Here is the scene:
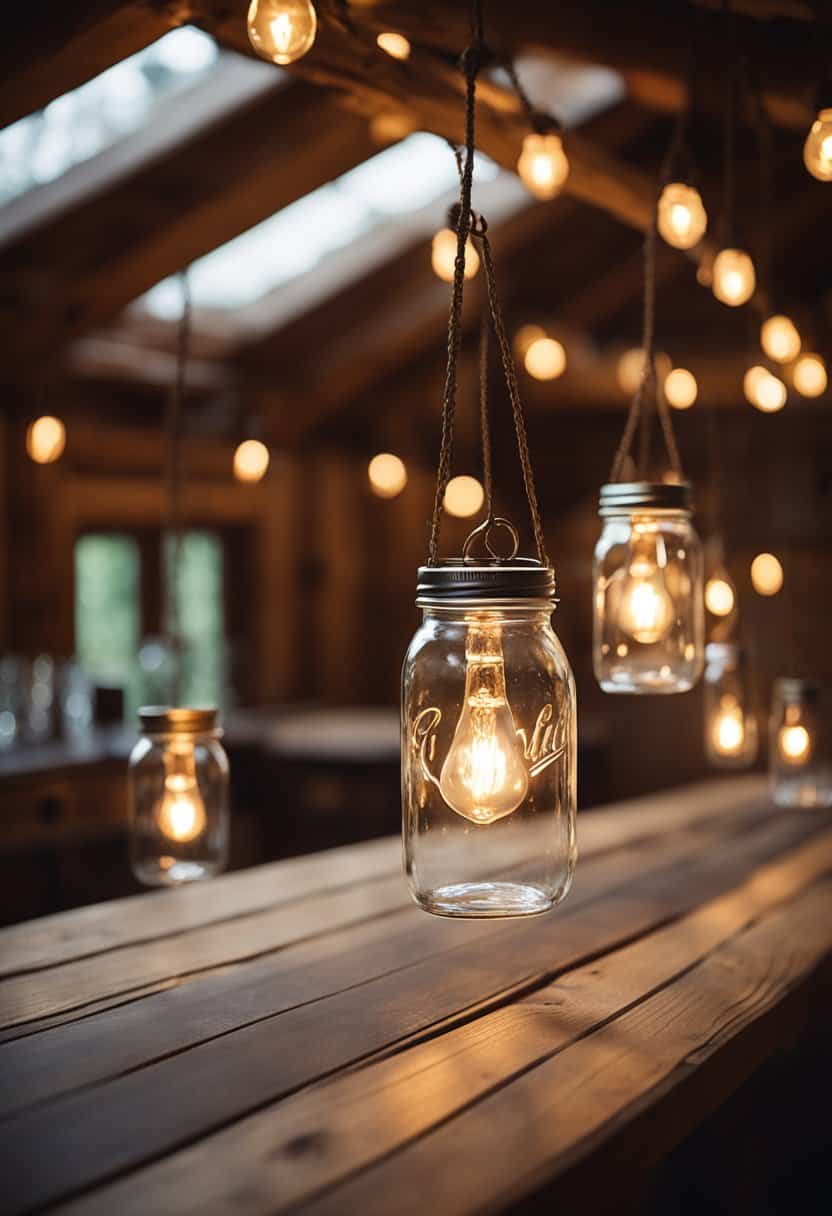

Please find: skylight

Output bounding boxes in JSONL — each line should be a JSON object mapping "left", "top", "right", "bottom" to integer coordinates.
{"left": 0, "top": 27, "right": 220, "bottom": 206}
{"left": 139, "top": 133, "right": 503, "bottom": 319}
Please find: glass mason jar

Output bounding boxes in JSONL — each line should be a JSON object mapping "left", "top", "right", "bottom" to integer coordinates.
{"left": 770, "top": 679, "right": 832, "bottom": 808}
{"left": 593, "top": 482, "right": 704, "bottom": 693}
{"left": 128, "top": 707, "right": 229, "bottom": 885}
{"left": 703, "top": 643, "right": 758, "bottom": 769}
{"left": 402, "top": 560, "right": 576, "bottom": 919}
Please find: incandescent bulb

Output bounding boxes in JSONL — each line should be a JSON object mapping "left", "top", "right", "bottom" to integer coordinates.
{"left": 779, "top": 722, "right": 811, "bottom": 764}
{"left": 793, "top": 352, "right": 827, "bottom": 397}
{"left": 157, "top": 744, "right": 207, "bottom": 843}
{"left": 760, "top": 315, "right": 801, "bottom": 364}
{"left": 26, "top": 415, "right": 66, "bottom": 464}
{"left": 233, "top": 439, "right": 270, "bottom": 483}
{"left": 664, "top": 367, "right": 698, "bottom": 409}
{"left": 376, "top": 31, "right": 410, "bottom": 60}
{"left": 517, "top": 132, "right": 569, "bottom": 200}
{"left": 804, "top": 107, "right": 832, "bottom": 181}
{"left": 368, "top": 452, "right": 407, "bottom": 498}
{"left": 657, "top": 182, "right": 708, "bottom": 249}
{"left": 439, "top": 623, "right": 529, "bottom": 824}
{"left": 514, "top": 324, "right": 546, "bottom": 360}
{"left": 712, "top": 696, "right": 745, "bottom": 756}
{"left": 247, "top": 0, "right": 317, "bottom": 64}
{"left": 524, "top": 336, "right": 566, "bottom": 381}
{"left": 619, "top": 544, "right": 674, "bottom": 645}
{"left": 711, "top": 248, "right": 756, "bottom": 307}
{"left": 705, "top": 575, "right": 735, "bottom": 617}
{"left": 431, "top": 228, "right": 479, "bottom": 282}
{"left": 743, "top": 365, "right": 786, "bottom": 413}
{"left": 750, "top": 552, "right": 783, "bottom": 596}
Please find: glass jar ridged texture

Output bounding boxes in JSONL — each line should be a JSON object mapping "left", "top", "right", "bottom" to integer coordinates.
{"left": 770, "top": 679, "right": 832, "bottom": 809}
{"left": 593, "top": 492, "right": 704, "bottom": 694}
{"left": 402, "top": 604, "right": 576, "bottom": 918}
{"left": 128, "top": 710, "right": 229, "bottom": 885}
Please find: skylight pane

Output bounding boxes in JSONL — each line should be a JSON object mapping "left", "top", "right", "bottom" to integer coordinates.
{"left": 0, "top": 27, "right": 220, "bottom": 206}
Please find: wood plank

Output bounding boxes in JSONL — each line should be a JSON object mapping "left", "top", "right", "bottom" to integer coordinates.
{"left": 55, "top": 827, "right": 832, "bottom": 1216}
{"left": 0, "top": 810, "right": 819, "bottom": 1215}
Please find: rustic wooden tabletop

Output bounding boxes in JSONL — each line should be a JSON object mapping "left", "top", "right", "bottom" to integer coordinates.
{"left": 0, "top": 775, "right": 830, "bottom": 1215}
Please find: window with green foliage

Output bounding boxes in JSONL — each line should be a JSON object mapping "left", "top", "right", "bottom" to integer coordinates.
{"left": 165, "top": 531, "right": 226, "bottom": 708}
{"left": 74, "top": 534, "right": 141, "bottom": 689}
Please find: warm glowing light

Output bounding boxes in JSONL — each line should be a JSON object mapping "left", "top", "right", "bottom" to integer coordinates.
{"left": 712, "top": 697, "right": 745, "bottom": 756}
{"left": 705, "top": 576, "right": 735, "bottom": 617}
{"left": 804, "top": 107, "right": 832, "bottom": 181}
{"left": 368, "top": 452, "right": 407, "bottom": 499}
{"left": 439, "top": 623, "right": 529, "bottom": 824}
{"left": 444, "top": 475, "right": 484, "bottom": 518}
{"left": 517, "top": 132, "right": 569, "bottom": 201}
{"left": 711, "top": 247, "right": 756, "bottom": 307}
{"left": 233, "top": 439, "right": 270, "bottom": 483}
{"left": 617, "top": 348, "right": 671, "bottom": 396}
{"left": 743, "top": 365, "right": 787, "bottom": 413}
{"left": 664, "top": 367, "right": 698, "bottom": 409}
{"left": 657, "top": 182, "right": 708, "bottom": 249}
{"left": 779, "top": 723, "right": 811, "bottom": 763}
{"left": 619, "top": 543, "right": 674, "bottom": 645}
{"left": 793, "top": 352, "right": 827, "bottom": 398}
{"left": 157, "top": 745, "right": 207, "bottom": 842}
{"left": 26, "top": 415, "right": 66, "bottom": 464}
{"left": 750, "top": 552, "right": 783, "bottom": 596}
{"left": 247, "top": 0, "right": 317, "bottom": 64}
{"left": 524, "top": 336, "right": 566, "bottom": 381}
{"left": 376, "top": 31, "right": 410, "bottom": 60}
{"left": 514, "top": 324, "right": 546, "bottom": 360}
{"left": 760, "top": 315, "right": 801, "bottom": 364}
{"left": 369, "top": 110, "right": 414, "bottom": 145}
{"left": 431, "top": 228, "right": 479, "bottom": 282}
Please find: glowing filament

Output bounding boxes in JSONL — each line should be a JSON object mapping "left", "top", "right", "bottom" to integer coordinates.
{"left": 657, "top": 182, "right": 707, "bottom": 250}
{"left": 247, "top": 0, "right": 317, "bottom": 65}
{"left": 705, "top": 576, "right": 735, "bottom": 617}
{"left": 779, "top": 723, "right": 810, "bottom": 764}
{"left": 804, "top": 108, "right": 832, "bottom": 181}
{"left": 157, "top": 744, "right": 207, "bottom": 843}
{"left": 711, "top": 248, "right": 755, "bottom": 307}
{"left": 619, "top": 537, "right": 674, "bottom": 645}
{"left": 712, "top": 697, "right": 744, "bottom": 756}
{"left": 517, "top": 132, "right": 569, "bottom": 200}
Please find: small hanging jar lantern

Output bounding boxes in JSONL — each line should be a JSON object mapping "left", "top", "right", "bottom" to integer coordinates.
{"left": 129, "top": 708, "right": 229, "bottom": 884}
{"left": 770, "top": 679, "right": 832, "bottom": 808}
{"left": 402, "top": 9, "right": 575, "bottom": 918}
{"left": 703, "top": 643, "right": 758, "bottom": 769}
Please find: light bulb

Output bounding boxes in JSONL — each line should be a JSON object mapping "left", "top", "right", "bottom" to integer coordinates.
{"left": 524, "top": 336, "right": 566, "bottom": 381}
{"left": 657, "top": 182, "right": 708, "bottom": 250}
{"left": 664, "top": 367, "right": 697, "bottom": 409}
{"left": 376, "top": 31, "right": 410, "bottom": 60}
{"left": 804, "top": 107, "right": 832, "bottom": 181}
{"left": 247, "top": 0, "right": 317, "bottom": 65}
{"left": 779, "top": 722, "right": 811, "bottom": 764}
{"left": 517, "top": 132, "right": 569, "bottom": 201}
{"left": 26, "top": 415, "right": 66, "bottom": 464}
{"left": 431, "top": 228, "right": 479, "bottom": 282}
{"left": 793, "top": 352, "right": 827, "bottom": 397}
{"left": 705, "top": 575, "right": 735, "bottom": 617}
{"left": 157, "top": 743, "right": 207, "bottom": 843}
{"left": 619, "top": 543, "right": 674, "bottom": 645}
{"left": 438, "top": 622, "right": 529, "bottom": 824}
{"left": 711, "top": 248, "right": 756, "bottom": 307}
{"left": 368, "top": 452, "right": 407, "bottom": 498}
{"left": 760, "top": 315, "right": 801, "bottom": 364}
{"left": 712, "top": 696, "right": 745, "bottom": 756}
{"left": 750, "top": 552, "right": 783, "bottom": 596}
{"left": 743, "top": 365, "right": 786, "bottom": 413}
{"left": 444, "top": 475, "right": 484, "bottom": 518}
{"left": 233, "top": 439, "right": 270, "bottom": 483}
{"left": 514, "top": 324, "right": 546, "bottom": 360}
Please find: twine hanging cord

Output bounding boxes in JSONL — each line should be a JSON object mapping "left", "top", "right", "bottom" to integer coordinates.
{"left": 162, "top": 269, "right": 191, "bottom": 701}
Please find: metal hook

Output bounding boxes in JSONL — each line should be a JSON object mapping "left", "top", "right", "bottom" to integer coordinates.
{"left": 462, "top": 516, "right": 520, "bottom": 563}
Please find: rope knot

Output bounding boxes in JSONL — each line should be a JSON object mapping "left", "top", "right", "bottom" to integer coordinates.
{"left": 446, "top": 201, "right": 483, "bottom": 235}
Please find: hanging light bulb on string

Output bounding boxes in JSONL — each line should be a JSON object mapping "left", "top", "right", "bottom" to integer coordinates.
{"left": 431, "top": 228, "right": 479, "bottom": 282}
{"left": 524, "top": 335, "right": 566, "bottom": 381}
{"left": 743, "top": 365, "right": 787, "bottom": 413}
{"left": 233, "top": 439, "right": 270, "bottom": 483}
{"left": 803, "top": 95, "right": 832, "bottom": 181}
{"left": 760, "top": 315, "right": 801, "bottom": 364}
{"left": 750, "top": 551, "right": 783, "bottom": 596}
{"left": 376, "top": 31, "right": 411, "bottom": 60}
{"left": 247, "top": 0, "right": 317, "bottom": 65}
{"left": 517, "top": 131, "right": 569, "bottom": 200}
{"left": 657, "top": 182, "right": 708, "bottom": 249}
{"left": 26, "top": 415, "right": 66, "bottom": 464}
{"left": 664, "top": 368, "right": 698, "bottom": 409}
{"left": 368, "top": 452, "right": 407, "bottom": 499}
{"left": 792, "top": 352, "right": 827, "bottom": 397}
{"left": 705, "top": 572, "right": 735, "bottom": 618}
{"left": 711, "top": 248, "right": 756, "bottom": 307}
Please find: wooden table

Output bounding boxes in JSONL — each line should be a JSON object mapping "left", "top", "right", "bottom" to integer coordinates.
{"left": 1, "top": 776, "right": 830, "bottom": 1215}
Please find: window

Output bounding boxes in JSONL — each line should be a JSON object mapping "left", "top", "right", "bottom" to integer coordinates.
{"left": 74, "top": 534, "right": 141, "bottom": 689}
{"left": 165, "top": 532, "right": 226, "bottom": 708}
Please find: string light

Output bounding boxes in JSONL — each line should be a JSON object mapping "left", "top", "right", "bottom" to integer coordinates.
{"left": 657, "top": 182, "right": 708, "bottom": 249}
{"left": 443, "top": 475, "right": 484, "bottom": 518}
{"left": 711, "top": 248, "right": 756, "bottom": 307}
{"left": 743, "top": 365, "right": 786, "bottom": 413}
{"left": 517, "top": 132, "right": 569, "bottom": 200}
{"left": 368, "top": 452, "right": 407, "bottom": 499}
{"left": 664, "top": 368, "right": 697, "bottom": 409}
{"left": 26, "top": 415, "right": 66, "bottom": 464}
{"left": 705, "top": 575, "right": 735, "bottom": 617}
{"left": 233, "top": 439, "right": 270, "bottom": 483}
{"left": 247, "top": 0, "right": 317, "bottom": 64}
{"left": 376, "top": 31, "right": 411, "bottom": 60}
{"left": 804, "top": 107, "right": 832, "bottom": 181}
{"left": 524, "top": 336, "right": 566, "bottom": 381}
{"left": 793, "top": 352, "right": 827, "bottom": 397}
{"left": 760, "top": 315, "right": 801, "bottom": 364}
{"left": 431, "top": 228, "right": 479, "bottom": 282}
{"left": 750, "top": 552, "right": 783, "bottom": 596}
{"left": 513, "top": 324, "right": 546, "bottom": 360}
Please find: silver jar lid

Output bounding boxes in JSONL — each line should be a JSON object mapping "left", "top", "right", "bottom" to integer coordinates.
{"left": 599, "top": 480, "right": 693, "bottom": 515}
{"left": 416, "top": 559, "right": 556, "bottom": 605}
{"left": 138, "top": 706, "right": 220, "bottom": 735}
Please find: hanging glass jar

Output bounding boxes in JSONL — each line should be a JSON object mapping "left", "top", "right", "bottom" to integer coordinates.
{"left": 403, "top": 557, "right": 576, "bottom": 918}
{"left": 128, "top": 707, "right": 229, "bottom": 884}
{"left": 593, "top": 482, "right": 704, "bottom": 693}
{"left": 703, "top": 642, "right": 758, "bottom": 768}
{"left": 770, "top": 679, "right": 832, "bottom": 808}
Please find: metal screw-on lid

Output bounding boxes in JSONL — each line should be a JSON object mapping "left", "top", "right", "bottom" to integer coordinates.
{"left": 774, "top": 677, "right": 823, "bottom": 702}
{"left": 138, "top": 706, "right": 220, "bottom": 735}
{"left": 599, "top": 480, "right": 693, "bottom": 515}
{"left": 417, "top": 558, "right": 556, "bottom": 604}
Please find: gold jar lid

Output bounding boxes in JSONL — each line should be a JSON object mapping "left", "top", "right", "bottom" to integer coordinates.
{"left": 138, "top": 706, "right": 220, "bottom": 735}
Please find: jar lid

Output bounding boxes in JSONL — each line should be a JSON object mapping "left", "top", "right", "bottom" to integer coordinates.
{"left": 138, "top": 706, "right": 220, "bottom": 734}
{"left": 705, "top": 642, "right": 740, "bottom": 663}
{"left": 599, "top": 480, "right": 693, "bottom": 515}
{"left": 774, "top": 677, "right": 822, "bottom": 701}
{"left": 417, "top": 558, "right": 556, "bottom": 604}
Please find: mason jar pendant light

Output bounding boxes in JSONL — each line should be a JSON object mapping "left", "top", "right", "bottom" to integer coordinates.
{"left": 703, "top": 643, "right": 758, "bottom": 769}
{"left": 770, "top": 679, "right": 832, "bottom": 808}
{"left": 402, "top": 4, "right": 576, "bottom": 919}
